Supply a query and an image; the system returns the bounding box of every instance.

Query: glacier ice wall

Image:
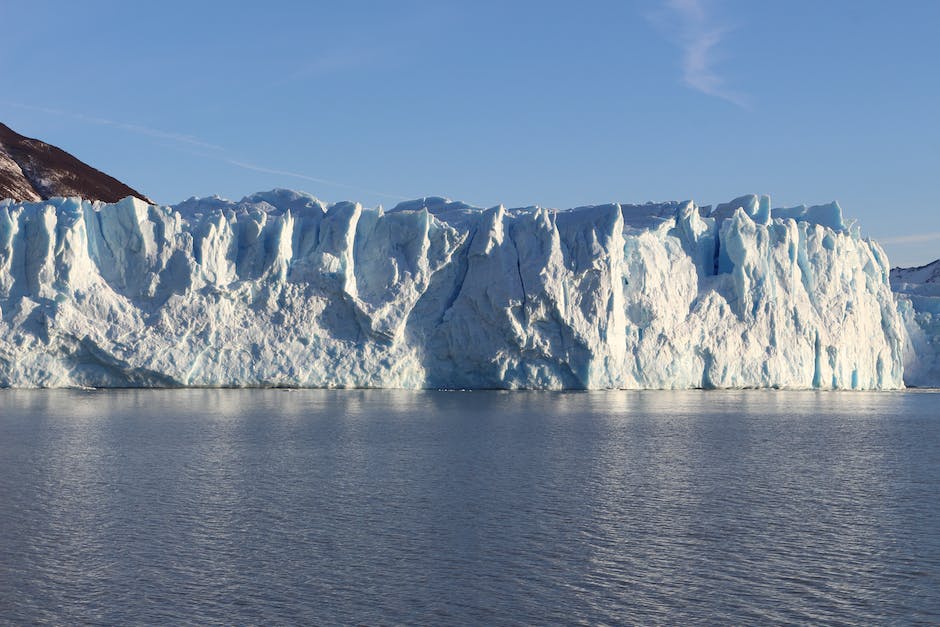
[0,190,907,389]
[891,260,940,386]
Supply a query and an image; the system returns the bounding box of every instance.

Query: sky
[2,0,939,266]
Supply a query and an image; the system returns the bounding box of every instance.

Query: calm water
[0,390,938,624]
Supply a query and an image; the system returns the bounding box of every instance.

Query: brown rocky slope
[0,122,150,203]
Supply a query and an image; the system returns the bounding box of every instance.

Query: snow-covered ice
[0,190,910,388]
[891,260,940,386]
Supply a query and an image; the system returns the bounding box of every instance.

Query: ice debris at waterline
[0,191,910,389]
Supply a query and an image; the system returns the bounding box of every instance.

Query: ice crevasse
[0,190,909,389]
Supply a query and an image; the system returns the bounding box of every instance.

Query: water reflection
[0,389,937,623]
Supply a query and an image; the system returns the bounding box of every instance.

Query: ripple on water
[0,389,938,623]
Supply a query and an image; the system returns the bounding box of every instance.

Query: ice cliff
[0,190,909,389]
[891,260,940,386]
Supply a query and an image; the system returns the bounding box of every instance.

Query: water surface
[0,390,938,623]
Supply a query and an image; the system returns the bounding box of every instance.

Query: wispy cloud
[293,47,382,80]
[227,160,408,201]
[263,46,388,89]
[654,0,748,107]
[4,101,408,202]
[880,232,940,245]
[3,101,225,151]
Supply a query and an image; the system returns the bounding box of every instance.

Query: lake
[0,389,938,623]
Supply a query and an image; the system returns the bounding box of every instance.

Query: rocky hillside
[0,122,150,203]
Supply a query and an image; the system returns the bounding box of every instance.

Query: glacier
[891,260,940,387]
[0,190,911,389]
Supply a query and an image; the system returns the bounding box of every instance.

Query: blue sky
[3,0,938,265]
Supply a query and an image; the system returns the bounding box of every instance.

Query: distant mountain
[0,122,151,203]
[891,259,940,296]
[890,259,940,387]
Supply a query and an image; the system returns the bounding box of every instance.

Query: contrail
[3,100,410,202]
[3,101,225,151]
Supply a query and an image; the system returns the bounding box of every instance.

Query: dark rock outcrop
[0,122,151,203]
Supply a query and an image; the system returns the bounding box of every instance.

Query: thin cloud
[656,0,748,108]
[3,100,225,151]
[292,47,381,80]
[263,44,396,90]
[226,160,409,201]
[4,101,409,202]
[880,232,940,245]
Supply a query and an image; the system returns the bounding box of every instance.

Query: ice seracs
[0,190,909,389]
[891,259,940,386]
